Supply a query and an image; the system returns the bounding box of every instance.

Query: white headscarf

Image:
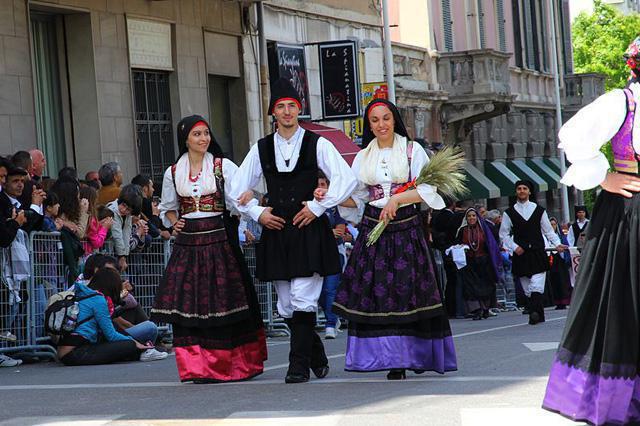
[358,133,410,185]
[173,152,217,197]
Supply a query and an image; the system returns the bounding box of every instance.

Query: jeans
[125,320,158,344]
[60,340,140,366]
[319,256,344,328]
[33,284,47,335]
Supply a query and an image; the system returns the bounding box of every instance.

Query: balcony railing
[563,73,606,109]
[438,49,512,98]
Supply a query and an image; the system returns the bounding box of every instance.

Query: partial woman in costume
[151,115,266,383]
[545,216,571,310]
[543,37,640,425]
[329,99,457,380]
[455,208,501,320]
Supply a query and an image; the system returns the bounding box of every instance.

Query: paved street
[0,309,584,426]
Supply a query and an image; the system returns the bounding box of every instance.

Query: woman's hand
[379,197,399,223]
[601,171,640,198]
[134,340,154,350]
[172,219,186,235]
[99,217,113,230]
[237,191,254,206]
[313,187,327,201]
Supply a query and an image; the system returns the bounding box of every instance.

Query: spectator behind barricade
[0,164,45,234]
[80,186,112,256]
[0,157,26,248]
[53,180,88,284]
[131,174,161,239]
[316,171,346,339]
[130,213,150,253]
[85,171,101,190]
[29,149,46,184]
[11,151,34,209]
[238,192,265,245]
[41,191,62,232]
[97,162,122,207]
[56,267,166,365]
[107,184,142,272]
[58,166,78,183]
[85,257,163,350]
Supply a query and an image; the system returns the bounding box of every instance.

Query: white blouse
[339,142,445,224]
[559,82,640,190]
[158,158,238,228]
[228,128,357,222]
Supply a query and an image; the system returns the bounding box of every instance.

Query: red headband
[367,100,390,118]
[273,97,302,111]
[192,121,208,130]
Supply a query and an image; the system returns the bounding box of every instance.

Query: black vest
[505,204,550,277]
[254,130,341,281]
[571,220,588,247]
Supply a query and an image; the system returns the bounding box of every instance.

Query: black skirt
[256,214,341,281]
[543,190,640,424]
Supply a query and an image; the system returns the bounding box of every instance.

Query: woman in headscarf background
[455,208,501,320]
[151,115,266,383]
[325,99,457,380]
[543,36,640,425]
[545,217,572,310]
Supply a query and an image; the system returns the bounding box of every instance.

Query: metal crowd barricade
[241,243,290,336]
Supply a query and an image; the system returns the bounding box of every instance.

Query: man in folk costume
[230,79,357,383]
[499,180,567,325]
[567,205,589,248]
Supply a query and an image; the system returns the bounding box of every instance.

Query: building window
[442,0,454,52]
[496,0,507,52]
[512,0,524,67]
[31,13,67,176]
[132,70,175,185]
[478,0,486,49]
[208,75,234,161]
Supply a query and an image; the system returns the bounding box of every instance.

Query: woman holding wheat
[314,99,462,380]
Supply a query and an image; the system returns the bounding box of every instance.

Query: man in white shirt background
[499,180,567,325]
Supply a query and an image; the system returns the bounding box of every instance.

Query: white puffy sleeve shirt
[158,158,239,228]
[558,83,640,190]
[339,142,445,224]
[228,129,357,222]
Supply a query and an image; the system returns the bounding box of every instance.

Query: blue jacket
[73,283,132,344]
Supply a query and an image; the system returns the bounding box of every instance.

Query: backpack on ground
[45,290,99,339]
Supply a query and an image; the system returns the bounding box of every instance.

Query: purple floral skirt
[333,204,457,373]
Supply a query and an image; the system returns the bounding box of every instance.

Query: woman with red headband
[328,99,457,380]
[151,115,266,383]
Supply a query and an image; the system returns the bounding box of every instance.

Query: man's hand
[13,209,26,226]
[555,244,569,253]
[601,171,640,198]
[151,201,160,217]
[292,202,317,228]
[514,246,525,256]
[118,256,128,272]
[31,189,46,206]
[258,207,286,230]
[54,217,64,230]
[237,191,254,206]
[333,227,345,239]
[160,230,171,240]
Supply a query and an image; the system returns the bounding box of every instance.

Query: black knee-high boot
[285,316,329,379]
[285,311,316,383]
[529,292,544,325]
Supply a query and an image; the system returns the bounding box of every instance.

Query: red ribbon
[392,178,417,195]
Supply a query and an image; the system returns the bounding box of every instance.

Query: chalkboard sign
[319,41,360,120]
[267,42,311,118]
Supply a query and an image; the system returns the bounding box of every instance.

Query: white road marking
[460,408,585,426]
[523,342,559,352]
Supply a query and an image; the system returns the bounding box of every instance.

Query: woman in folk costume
[545,217,572,310]
[151,115,266,383]
[330,99,457,380]
[455,208,501,320]
[543,37,640,425]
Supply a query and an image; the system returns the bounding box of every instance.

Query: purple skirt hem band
[345,335,457,373]
[543,360,640,425]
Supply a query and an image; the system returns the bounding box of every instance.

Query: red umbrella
[299,121,361,166]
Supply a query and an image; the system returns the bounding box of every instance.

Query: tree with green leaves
[572,0,640,91]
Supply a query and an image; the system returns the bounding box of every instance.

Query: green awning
[462,162,501,200]
[484,160,520,197]
[526,158,560,190]
[507,159,548,192]
[544,157,562,175]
